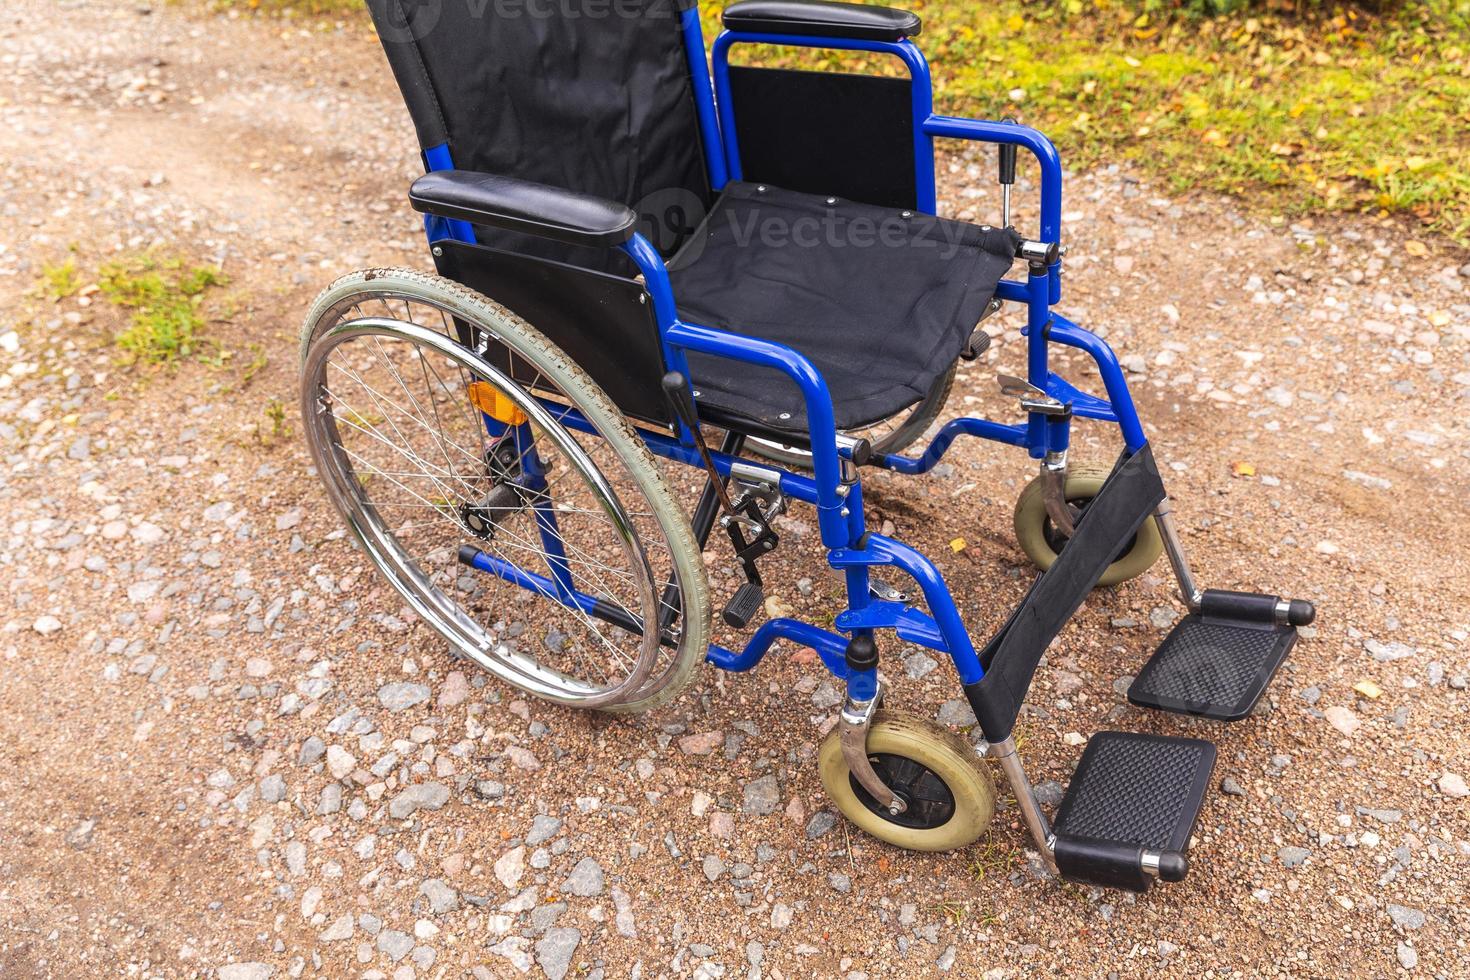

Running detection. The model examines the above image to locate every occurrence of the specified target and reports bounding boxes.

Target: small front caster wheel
[818,711,995,852]
[1014,463,1164,587]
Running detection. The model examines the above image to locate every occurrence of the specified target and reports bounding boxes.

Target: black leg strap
[966,444,1166,743]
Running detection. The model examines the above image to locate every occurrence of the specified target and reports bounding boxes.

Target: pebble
[494,847,526,889]
[218,966,273,980]
[321,913,354,941]
[563,857,604,896]
[1437,772,1468,798]
[904,652,937,679]
[377,929,414,962]
[326,746,356,780]
[535,927,581,980]
[935,699,976,726]
[678,731,723,756]
[378,682,431,712]
[526,814,563,845]
[827,872,851,893]
[1323,706,1360,736]
[33,615,62,636]
[805,811,837,839]
[387,781,450,819]
[742,775,780,815]
[259,774,286,804]
[298,737,326,766]
[1388,904,1425,930]
[702,854,726,882]
[420,877,459,913]
[1397,942,1418,970]
[1278,846,1310,868]
[437,670,469,708]
[1220,777,1246,797]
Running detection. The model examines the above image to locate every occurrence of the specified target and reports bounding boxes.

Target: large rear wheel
[299,270,709,713]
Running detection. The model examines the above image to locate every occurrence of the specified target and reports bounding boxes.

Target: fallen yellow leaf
[949,538,966,553]
[1233,461,1257,477]
[1353,680,1382,699]
[1404,240,1429,257]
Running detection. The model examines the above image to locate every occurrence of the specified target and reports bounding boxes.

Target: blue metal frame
[419,16,1156,691]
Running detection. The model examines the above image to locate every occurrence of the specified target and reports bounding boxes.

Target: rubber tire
[1013,462,1164,587]
[746,363,956,469]
[818,710,995,853]
[299,268,710,715]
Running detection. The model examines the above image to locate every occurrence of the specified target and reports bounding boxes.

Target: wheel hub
[849,752,957,830]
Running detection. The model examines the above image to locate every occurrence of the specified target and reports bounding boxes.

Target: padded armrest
[409,170,638,248]
[722,0,921,42]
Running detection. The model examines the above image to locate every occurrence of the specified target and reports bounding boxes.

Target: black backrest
[367,0,711,267]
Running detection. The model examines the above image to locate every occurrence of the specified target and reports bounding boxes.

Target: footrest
[1053,732,1216,892]
[722,581,764,629]
[1128,614,1297,721]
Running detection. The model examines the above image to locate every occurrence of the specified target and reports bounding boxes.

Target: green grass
[40,257,80,299]
[211,0,1470,242]
[714,0,1470,242]
[98,256,226,364]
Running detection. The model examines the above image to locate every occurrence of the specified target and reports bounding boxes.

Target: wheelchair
[300,0,1317,891]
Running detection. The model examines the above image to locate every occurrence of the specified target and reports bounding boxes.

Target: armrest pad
[409,170,638,248]
[722,0,920,42]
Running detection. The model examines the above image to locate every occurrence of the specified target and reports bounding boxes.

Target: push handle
[998,116,1018,228]
[998,142,1017,186]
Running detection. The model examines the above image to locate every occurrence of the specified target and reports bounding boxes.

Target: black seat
[366,0,1015,436]
[672,182,1018,433]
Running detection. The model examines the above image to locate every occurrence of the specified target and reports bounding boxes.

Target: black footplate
[1128,590,1313,721]
[1053,731,1216,892]
[722,581,765,629]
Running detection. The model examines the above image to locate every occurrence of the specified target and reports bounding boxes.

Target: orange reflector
[467,381,528,426]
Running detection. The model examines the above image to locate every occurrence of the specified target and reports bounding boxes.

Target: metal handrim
[302,314,663,708]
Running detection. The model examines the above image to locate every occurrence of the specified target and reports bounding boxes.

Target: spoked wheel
[745,363,956,468]
[818,711,995,852]
[299,269,709,713]
[1013,462,1164,587]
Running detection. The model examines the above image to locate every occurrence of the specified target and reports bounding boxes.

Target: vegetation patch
[208,0,1470,243]
[98,256,227,364]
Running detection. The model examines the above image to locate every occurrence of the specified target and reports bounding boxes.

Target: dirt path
[2,2,1468,978]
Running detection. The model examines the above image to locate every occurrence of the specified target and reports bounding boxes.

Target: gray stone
[1388,904,1425,930]
[702,854,726,882]
[904,652,937,680]
[218,966,273,980]
[1033,781,1064,807]
[526,814,563,845]
[318,783,342,815]
[827,872,851,893]
[1397,942,1418,970]
[1365,639,1415,663]
[935,699,976,726]
[378,682,432,712]
[535,927,581,980]
[1220,777,1246,797]
[420,877,459,913]
[378,929,414,961]
[388,781,451,819]
[298,737,326,766]
[1278,846,1310,868]
[563,857,604,897]
[65,820,95,849]
[259,774,286,804]
[805,811,837,840]
[742,775,780,815]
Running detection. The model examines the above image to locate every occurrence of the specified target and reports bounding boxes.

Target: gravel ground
[2,2,1469,978]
